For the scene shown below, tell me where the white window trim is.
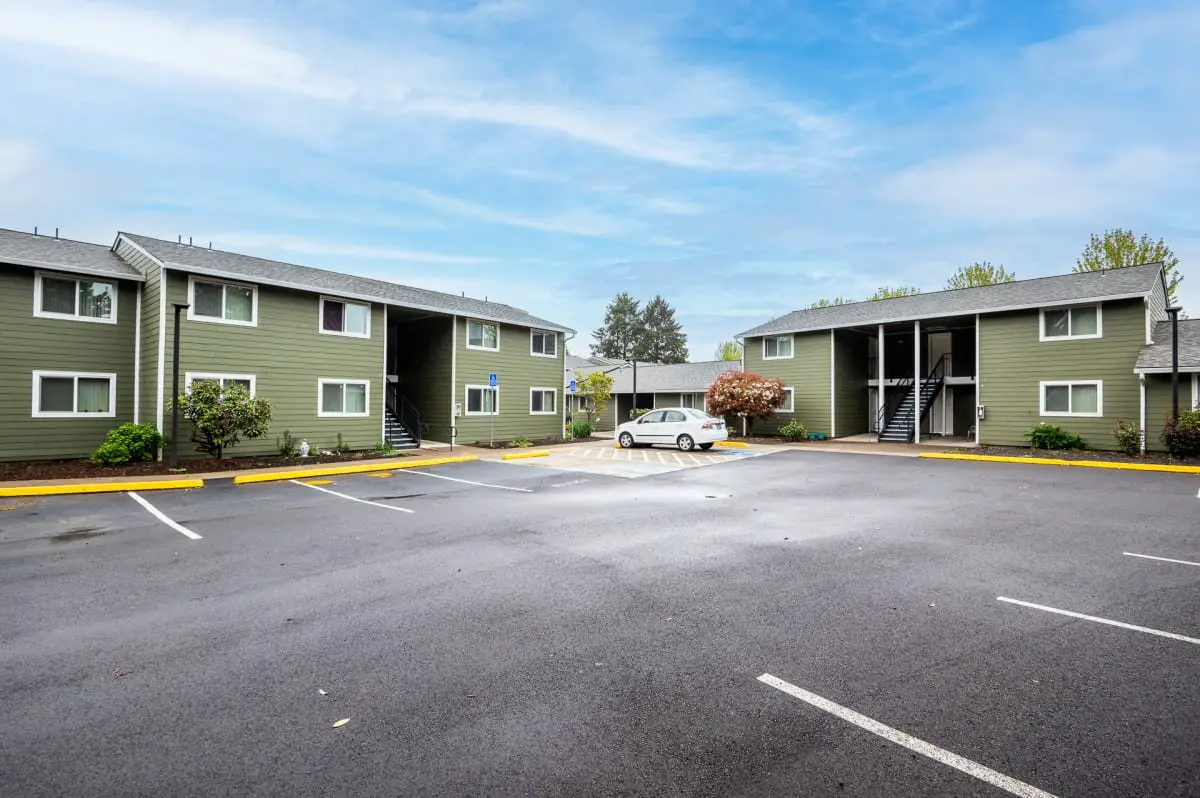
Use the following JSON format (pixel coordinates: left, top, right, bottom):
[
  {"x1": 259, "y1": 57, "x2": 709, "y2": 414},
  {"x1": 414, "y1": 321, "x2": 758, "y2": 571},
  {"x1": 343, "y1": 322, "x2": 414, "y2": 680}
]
[
  {"x1": 187, "y1": 275, "x2": 259, "y2": 327},
  {"x1": 777, "y1": 387, "x2": 795, "y2": 413},
  {"x1": 529, "y1": 329, "x2": 558, "y2": 358},
  {"x1": 32, "y1": 271, "x2": 118, "y2": 325},
  {"x1": 762, "y1": 335, "x2": 794, "y2": 360},
  {"x1": 1039, "y1": 380, "x2": 1103, "y2": 418},
  {"x1": 32, "y1": 370, "x2": 117, "y2": 418},
  {"x1": 1039, "y1": 304, "x2": 1102, "y2": 342},
  {"x1": 465, "y1": 384, "x2": 500, "y2": 416},
  {"x1": 317, "y1": 378, "x2": 371, "y2": 418},
  {"x1": 184, "y1": 372, "x2": 257, "y2": 397},
  {"x1": 529, "y1": 386, "x2": 557, "y2": 415},
  {"x1": 318, "y1": 296, "x2": 371, "y2": 339},
  {"x1": 466, "y1": 319, "x2": 500, "y2": 352},
  {"x1": 1193, "y1": 373, "x2": 1199, "y2": 410}
]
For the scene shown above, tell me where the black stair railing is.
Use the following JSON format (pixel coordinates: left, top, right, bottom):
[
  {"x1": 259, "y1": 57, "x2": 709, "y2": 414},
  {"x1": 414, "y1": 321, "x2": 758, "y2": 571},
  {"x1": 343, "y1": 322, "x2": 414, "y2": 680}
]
[
  {"x1": 876, "y1": 374, "x2": 914, "y2": 438},
  {"x1": 385, "y1": 381, "x2": 422, "y2": 448},
  {"x1": 877, "y1": 354, "x2": 949, "y2": 442}
]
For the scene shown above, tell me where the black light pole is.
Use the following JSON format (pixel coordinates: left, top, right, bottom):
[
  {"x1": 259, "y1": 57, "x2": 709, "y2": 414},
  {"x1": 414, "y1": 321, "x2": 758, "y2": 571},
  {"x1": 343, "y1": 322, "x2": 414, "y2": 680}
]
[
  {"x1": 1167, "y1": 306, "x2": 1181, "y2": 423},
  {"x1": 632, "y1": 359, "x2": 638, "y2": 411},
  {"x1": 169, "y1": 303, "x2": 189, "y2": 468}
]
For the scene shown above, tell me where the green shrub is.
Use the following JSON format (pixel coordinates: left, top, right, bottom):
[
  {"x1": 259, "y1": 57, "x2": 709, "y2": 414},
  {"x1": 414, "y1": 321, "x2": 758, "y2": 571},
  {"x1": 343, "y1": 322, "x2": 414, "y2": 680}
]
[
  {"x1": 91, "y1": 441, "x2": 133, "y2": 465},
  {"x1": 170, "y1": 381, "x2": 271, "y2": 458},
  {"x1": 91, "y1": 423, "x2": 161, "y2": 465},
  {"x1": 278, "y1": 430, "x2": 299, "y2": 457},
  {"x1": 571, "y1": 421, "x2": 593, "y2": 439},
  {"x1": 373, "y1": 440, "x2": 396, "y2": 456},
  {"x1": 508, "y1": 437, "x2": 533, "y2": 448},
  {"x1": 630, "y1": 408, "x2": 652, "y2": 419},
  {"x1": 1028, "y1": 423, "x2": 1087, "y2": 450},
  {"x1": 1112, "y1": 420, "x2": 1142, "y2": 456},
  {"x1": 1162, "y1": 410, "x2": 1200, "y2": 459},
  {"x1": 779, "y1": 419, "x2": 808, "y2": 441},
  {"x1": 335, "y1": 433, "x2": 351, "y2": 455}
]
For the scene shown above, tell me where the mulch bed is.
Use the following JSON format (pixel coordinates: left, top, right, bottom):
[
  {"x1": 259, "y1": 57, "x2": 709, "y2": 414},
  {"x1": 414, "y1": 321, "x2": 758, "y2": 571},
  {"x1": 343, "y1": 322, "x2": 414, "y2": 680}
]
[
  {"x1": 969, "y1": 446, "x2": 1193, "y2": 466},
  {"x1": 0, "y1": 450, "x2": 417, "y2": 482},
  {"x1": 473, "y1": 437, "x2": 596, "y2": 450}
]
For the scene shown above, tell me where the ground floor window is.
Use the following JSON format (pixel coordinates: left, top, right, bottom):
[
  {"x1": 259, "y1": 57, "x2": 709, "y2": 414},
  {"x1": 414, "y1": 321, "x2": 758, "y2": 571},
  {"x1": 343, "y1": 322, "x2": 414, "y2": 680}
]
[
  {"x1": 466, "y1": 385, "x2": 499, "y2": 415},
  {"x1": 530, "y1": 387, "x2": 557, "y2": 414},
  {"x1": 776, "y1": 387, "x2": 795, "y2": 413},
  {"x1": 680, "y1": 392, "x2": 706, "y2": 410},
  {"x1": 319, "y1": 379, "x2": 369, "y2": 417},
  {"x1": 1040, "y1": 380, "x2": 1101, "y2": 417},
  {"x1": 185, "y1": 373, "x2": 256, "y2": 396},
  {"x1": 33, "y1": 371, "x2": 116, "y2": 417}
]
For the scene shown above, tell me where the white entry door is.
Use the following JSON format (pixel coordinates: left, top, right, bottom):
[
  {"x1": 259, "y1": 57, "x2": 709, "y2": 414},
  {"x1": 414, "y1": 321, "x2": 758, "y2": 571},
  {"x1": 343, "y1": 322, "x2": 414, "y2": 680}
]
[{"x1": 927, "y1": 332, "x2": 953, "y2": 435}]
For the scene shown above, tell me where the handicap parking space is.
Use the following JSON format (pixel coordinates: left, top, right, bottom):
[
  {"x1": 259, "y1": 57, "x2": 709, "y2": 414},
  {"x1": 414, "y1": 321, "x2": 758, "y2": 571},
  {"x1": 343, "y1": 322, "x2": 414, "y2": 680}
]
[{"x1": 508, "y1": 440, "x2": 775, "y2": 478}]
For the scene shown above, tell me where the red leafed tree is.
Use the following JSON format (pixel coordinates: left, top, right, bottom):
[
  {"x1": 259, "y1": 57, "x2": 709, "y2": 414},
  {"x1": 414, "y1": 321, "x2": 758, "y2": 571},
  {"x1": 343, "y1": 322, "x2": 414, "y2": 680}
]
[{"x1": 705, "y1": 371, "x2": 787, "y2": 435}]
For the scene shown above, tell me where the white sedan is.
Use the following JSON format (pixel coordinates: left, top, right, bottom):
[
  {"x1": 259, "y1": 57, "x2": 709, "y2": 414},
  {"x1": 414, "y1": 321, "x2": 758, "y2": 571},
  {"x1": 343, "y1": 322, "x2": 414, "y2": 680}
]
[{"x1": 616, "y1": 408, "x2": 728, "y2": 452}]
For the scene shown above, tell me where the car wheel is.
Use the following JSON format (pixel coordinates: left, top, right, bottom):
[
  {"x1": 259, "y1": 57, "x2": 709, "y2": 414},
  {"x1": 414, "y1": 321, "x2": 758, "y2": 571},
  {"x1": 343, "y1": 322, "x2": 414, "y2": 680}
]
[
  {"x1": 618, "y1": 432, "x2": 634, "y2": 448},
  {"x1": 698, "y1": 443, "x2": 714, "y2": 450},
  {"x1": 677, "y1": 434, "x2": 695, "y2": 452}
]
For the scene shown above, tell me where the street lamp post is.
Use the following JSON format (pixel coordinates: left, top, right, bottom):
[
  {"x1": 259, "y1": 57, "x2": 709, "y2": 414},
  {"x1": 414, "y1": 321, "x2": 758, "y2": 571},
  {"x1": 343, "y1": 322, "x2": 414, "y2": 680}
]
[
  {"x1": 1167, "y1": 306, "x2": 1181, "y2": 423},
  {"x1": 169, "y1": 303, "x2": 189, "y2": 468}
]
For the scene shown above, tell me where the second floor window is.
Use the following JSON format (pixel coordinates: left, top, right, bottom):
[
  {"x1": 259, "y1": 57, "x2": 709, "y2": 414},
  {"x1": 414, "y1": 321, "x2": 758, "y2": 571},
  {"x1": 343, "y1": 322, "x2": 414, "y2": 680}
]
[
  {"x1": 191, "y1": 278, "x2": 256, "y2": 325},
  {"x1": 531, "y1": 330, "x2": 557, "y2": 357},
  {"x1": 467, "y1": 320, "x2": 499, "y2": 350},
  {"x1": 763, "y1": 335, "x2": 793, "y2": 359},
  {"x1": 1042, "y1": 305, "x2": 1100, "y2": 340},
  {"x1": 321, "y1": 298, "x2": 370, "y2": 337},
  {"x1": 35, "y1": 273, "x2": 115, "y2": 323}
]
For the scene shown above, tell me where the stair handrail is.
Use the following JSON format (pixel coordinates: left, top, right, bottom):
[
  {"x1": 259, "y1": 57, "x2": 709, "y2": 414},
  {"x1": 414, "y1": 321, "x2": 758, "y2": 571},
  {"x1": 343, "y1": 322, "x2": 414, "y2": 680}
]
[
  {"x1": 876, "y1": 373, "x2": 914, "y2": 436},
  {"x1": 876, "y1": 353, "x2": 950, "y2": 441},
  {"x1": 385, "y1": 381, "x2": 422, "y2": 448},
  {"x1": 914, "y1": 354, "x2": 949, "y2": 430}
]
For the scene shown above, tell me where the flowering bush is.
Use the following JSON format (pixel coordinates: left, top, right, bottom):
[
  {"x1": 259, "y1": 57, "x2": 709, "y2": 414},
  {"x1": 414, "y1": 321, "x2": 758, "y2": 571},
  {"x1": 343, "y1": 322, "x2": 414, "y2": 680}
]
[
  {"x1": 705, "y1": 371, "x2": 787, "y2": 435},
  {"x1": 170, "y1": 380, "x2": 272, "y2": 458}
]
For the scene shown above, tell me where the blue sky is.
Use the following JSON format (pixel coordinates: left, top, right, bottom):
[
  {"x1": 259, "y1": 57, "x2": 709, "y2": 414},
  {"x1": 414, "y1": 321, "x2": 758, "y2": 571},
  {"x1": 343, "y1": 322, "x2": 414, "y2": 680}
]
[{"x1": 0, "y1": 0, "x2": 1196, "y2": 358}]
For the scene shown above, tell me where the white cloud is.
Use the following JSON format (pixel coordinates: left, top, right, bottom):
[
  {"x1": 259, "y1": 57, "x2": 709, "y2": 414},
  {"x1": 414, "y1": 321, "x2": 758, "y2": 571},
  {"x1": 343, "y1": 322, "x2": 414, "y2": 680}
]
[{"x1": 396, "y1": 184, "x2": 638, "y2": 238}]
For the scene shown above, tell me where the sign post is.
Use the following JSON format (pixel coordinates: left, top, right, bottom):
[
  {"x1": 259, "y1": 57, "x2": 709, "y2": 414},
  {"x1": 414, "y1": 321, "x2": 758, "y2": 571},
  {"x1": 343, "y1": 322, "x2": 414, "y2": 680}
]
[
  {"x1": 488, "y1": 372, "x2": 498, "y2": 448},
  {"x1": 567, "y1": 379, "x2": 576, "y2": 438}
]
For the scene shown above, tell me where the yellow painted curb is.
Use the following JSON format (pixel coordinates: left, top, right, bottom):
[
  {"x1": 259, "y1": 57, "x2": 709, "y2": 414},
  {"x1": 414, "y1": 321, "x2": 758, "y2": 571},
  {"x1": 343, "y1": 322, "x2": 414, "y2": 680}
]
[
  {"x1": 501, "y1": 450, "x2": 550, "y2": 461},
  {"x1": 715, "y1": 440, "x2": 748, "y2": 448},
  {"x1": 233, "y1": 455, "x2": 479, "y2": 485},
  {"x1": 919, "y1": 452, "x2": 1200, "y2": 475},
  {"x1": 0, "y1": 479, "x2": 204, "y2": 497}
]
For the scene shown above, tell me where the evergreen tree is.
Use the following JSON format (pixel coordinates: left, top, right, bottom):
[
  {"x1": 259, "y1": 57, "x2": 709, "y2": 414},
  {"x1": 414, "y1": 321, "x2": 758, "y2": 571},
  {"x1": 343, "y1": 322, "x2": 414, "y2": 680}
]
[
  {"x1": 638, "y1": 295, "x2": 688, "y2": 363},
  {"x1": 590, "y1": 293, "x2": 644, "y2": 360}
]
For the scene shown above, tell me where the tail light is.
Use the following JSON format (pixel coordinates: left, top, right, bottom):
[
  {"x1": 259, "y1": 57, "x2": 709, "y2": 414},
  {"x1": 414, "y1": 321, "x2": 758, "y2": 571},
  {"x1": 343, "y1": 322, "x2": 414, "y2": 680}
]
[{"x1": 701, "y1": 422, "x2": 714, "y2": 429}]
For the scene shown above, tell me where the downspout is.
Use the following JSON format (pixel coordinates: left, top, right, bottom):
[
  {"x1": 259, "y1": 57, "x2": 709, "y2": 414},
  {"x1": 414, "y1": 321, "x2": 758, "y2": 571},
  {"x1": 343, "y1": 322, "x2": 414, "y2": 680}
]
[
  {"x1": 1139, "y1": 373, "x2": 1147, "y2": 454},
  {"x1": 380, "y1": 305, "x2": 387, "y2": 447},
  {"x1": 156, "y1": 267, "x2": 168, "y2": 458},
  {"x1": 562, "y1": 330, "x2": 574, "y2": 438},
  {"x1": 450, "y1": 315, "x2": 458, "y2": 448},
  {"x1": 975, "y1": 314, "x2": 981, "y2": 445},
  {"x1": 133, "y1": 282, "x2": 142, "y2": 424},
  {"x1": 829, "y1": 329, "x2": 836, "y2": 438}
]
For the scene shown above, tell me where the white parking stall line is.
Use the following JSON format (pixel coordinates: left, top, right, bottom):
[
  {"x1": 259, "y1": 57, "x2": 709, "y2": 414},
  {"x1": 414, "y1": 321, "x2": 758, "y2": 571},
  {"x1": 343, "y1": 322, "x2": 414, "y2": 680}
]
[
  {"x1": 1123, "y1": 552, "x2": 1200, "y2": 568},
  {"x1": 657, "y1": 452, "x2": 668, "y2": 464},
  {"x1": 687, "y1": 454, "x2": 703, "y2": 466},
  {"x1": 997, "y1": 597, "x2": 1200, "y2": 645},
  {"x1": 672, "y1": 453, "x2": 685, "y2": 465},
  {"x1": 396, "y1": 469, "x2": 533, "y2": 493},
  {"x1": 128, "y1": 492, "x2": 202, "y2": 540},
  {"x1": 291, "y1": 480, "x2": 415, "y2": 511},
  {"x1": 758, "y1": 674, "x2": 1058, "y2": 798}
]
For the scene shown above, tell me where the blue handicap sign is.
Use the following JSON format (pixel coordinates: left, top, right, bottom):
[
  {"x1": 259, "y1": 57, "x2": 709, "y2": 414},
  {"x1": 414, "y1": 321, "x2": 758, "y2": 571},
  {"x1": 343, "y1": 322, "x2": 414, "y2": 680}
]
[
  {"x1": 568, "y1": 380, "x2": 576, "y2": 393},
  {"x1": 488, "y1": 373, "x2": 497, "y2": 388}
]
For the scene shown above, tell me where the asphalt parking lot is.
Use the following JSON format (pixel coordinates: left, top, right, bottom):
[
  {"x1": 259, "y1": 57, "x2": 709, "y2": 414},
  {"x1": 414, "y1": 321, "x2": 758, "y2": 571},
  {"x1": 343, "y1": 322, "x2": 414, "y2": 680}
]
[{"x1": 1, "y1": 451, "x2": 1198, "y2": 797}]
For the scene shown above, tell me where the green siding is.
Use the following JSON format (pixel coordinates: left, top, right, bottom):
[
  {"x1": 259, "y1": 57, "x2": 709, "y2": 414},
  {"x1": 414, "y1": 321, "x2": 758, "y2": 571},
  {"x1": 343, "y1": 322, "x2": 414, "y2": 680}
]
[
  {"x1": 743, "y1": 331, "x2": 832, "y2": 435},
  {"x1": 978, "y1": 299, "x2": 1144, "y2": 450},
  {"x1": 393, "y1": 316, "x2": 453, "y2": 442},
  {"x1": 0, "y1": 265, "x2": 138, "y2": 461},
  {"x1": 833, "y1": 330, "x2": 869, "y2": 437},
  {"x1": 163, "y1": 272, "x2": 385, "y2": 457},
  {"x1": 454, "y1": 318, "x2": 565, "y2": 444},
  {"x1": 1144, "y1": 373, "x2": 1199, "y2": 451}
]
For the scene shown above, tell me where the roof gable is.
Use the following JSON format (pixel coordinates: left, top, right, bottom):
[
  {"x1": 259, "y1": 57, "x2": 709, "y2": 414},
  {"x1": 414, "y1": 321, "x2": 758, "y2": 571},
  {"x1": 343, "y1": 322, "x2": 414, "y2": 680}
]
[
  {"x1": 739, "y1": 263, "x2": 1164, "y2": 338},
  {"x1": 1136, "y1": 320, "x2": 1200, "y2": 372},
  {"x1": 119, "y1": 233, "x2": 574, "y2": 334}
]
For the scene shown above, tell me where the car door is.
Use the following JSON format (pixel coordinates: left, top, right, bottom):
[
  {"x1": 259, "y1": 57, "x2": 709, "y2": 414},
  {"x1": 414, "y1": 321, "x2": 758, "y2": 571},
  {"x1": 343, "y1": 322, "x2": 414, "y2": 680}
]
[
  {"x1": 662, "y1": 410, "x2": 688, "y2": 444},
  {"x1": 635, "y1": 410, "x2": 666, "y2": 444}
]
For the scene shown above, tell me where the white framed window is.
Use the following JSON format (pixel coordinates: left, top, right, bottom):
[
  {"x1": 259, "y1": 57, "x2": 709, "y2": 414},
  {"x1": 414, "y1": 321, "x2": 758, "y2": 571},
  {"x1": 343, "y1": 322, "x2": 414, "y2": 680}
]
[
  {"x1": 776, "y1": 387, "x2": 795, "y2": 413},
  {"x1": 1040, "y1": 380, "x2": 1102, "y2": 417},
  {"x1": 318, "y1": 379, "x2": 370, "y2": 417},
  {"x1": 319, "y1": 296, "x2": 370, "y2": 338},
  {"x1": 188, "y1": 276, "x2": 258, "y2": 326},
  {"x1": 33, "y1": 272, "x2": 117, "y2": 324},
  {"x1": 680, "y1": 392, "x2": 706, "y2": 410},
  {"x1": 465, "y1": 384, "x2": 499, "y2": 415},
  {"x1": 530, "y1": 387, "x2": 557, "y2": 414},
  {"x1": 763, "y1": 335, "x2": 794, "y2": 360},
  {"x1": 1040, "y1": 305, "x2": 1101, "y2": 341},
  {"x1": 530, "y1": 330, "x2": 557, "y2": 357},
  {"x1": 32, "y1": 371, "x2": 116, "y2": 418},
  {"x1": 467, "y1": 320, "x2": 499, "y2": 351},
  {"x1": 185, "y1": 373, "x2": 256, "y2": 396}
]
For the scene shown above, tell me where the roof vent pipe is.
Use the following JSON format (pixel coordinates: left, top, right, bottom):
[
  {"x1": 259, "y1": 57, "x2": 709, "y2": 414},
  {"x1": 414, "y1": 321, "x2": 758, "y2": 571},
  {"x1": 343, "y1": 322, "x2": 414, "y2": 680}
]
[
  {"x1": 33, "y1": 226, "x2": 38, "y2": 236},
  {"x1": 55, "y1": 228, "x2": 59, "y2": 238},
  {"x1": 189, "y1": 236, "x2": 193, "y2": 246},
  {"x1": 178, "y1": 235, "x2": 182, "y2": 244}
]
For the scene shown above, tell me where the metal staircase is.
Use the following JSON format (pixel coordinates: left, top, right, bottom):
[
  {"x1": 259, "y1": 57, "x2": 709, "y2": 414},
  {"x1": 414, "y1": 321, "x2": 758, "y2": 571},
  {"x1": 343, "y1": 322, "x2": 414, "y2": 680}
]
[
  {"x1": 877, "y1": 355, "x2": 948, "y2": 443},
  {"x1": 384, "y1": 383, "x2": 422, "y2": 450}
]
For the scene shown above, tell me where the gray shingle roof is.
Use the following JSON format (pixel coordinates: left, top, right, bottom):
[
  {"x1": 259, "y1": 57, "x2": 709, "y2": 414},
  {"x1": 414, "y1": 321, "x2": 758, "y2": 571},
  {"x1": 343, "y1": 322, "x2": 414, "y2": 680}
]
[
  {"x1": 570, "y1": 360, "x2": 739, "y2": 393},
  {"x1": 121, "y1": 233, "x2": 574, "y2": 333},
  {"x1": 0, "y1": 228, "x2": 142, "y2": 280},
  {"x1": 738, "y1": 263, "x2": 1166, "y2": 338},
  {"x1": 1136, "y1": 320, "x2": 1200, "y2": 372}
]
